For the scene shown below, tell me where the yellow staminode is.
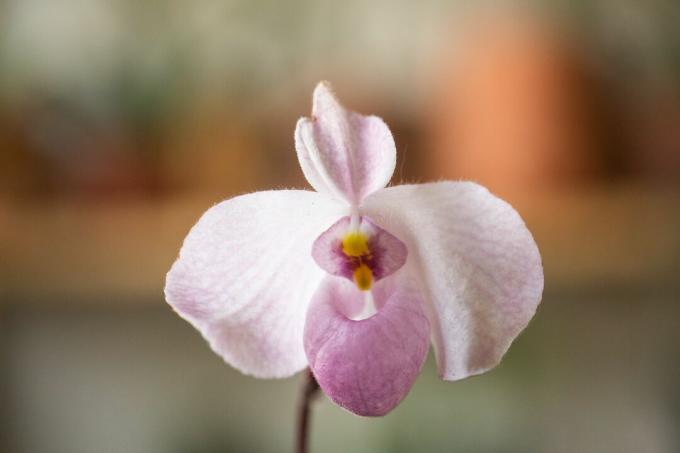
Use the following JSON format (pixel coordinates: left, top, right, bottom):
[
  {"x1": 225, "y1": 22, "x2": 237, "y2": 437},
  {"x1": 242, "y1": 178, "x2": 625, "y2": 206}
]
[
  {"x1": 353, "y1": 263, "x2": 373, "y2": 291},
  {"x1": 342, "y1": 232, "x2": 370, "y2": 257}
]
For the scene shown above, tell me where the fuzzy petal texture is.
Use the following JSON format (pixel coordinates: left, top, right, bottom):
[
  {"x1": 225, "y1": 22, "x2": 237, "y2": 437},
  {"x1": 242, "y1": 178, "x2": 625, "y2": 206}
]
[
  {"x1": 304, "y1": 276, "x2": 430, "y2": 416},
  {"x1": 165, "y1": 190, "x2": 346, "y2": 378},
  {"x1": 311, "y1": 215, "x2": 407, "y2": 282},
  {"x1": 363, "y1": 182, "x2": 543, "y2": 381},
  {"x1": 295, "y1": 82, "x2": 396, "y2": 206}
]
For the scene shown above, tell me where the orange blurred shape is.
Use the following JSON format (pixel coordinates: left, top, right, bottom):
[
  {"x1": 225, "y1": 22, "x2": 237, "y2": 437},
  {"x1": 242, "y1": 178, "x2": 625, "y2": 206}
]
[
  {"x1": 164, "y1": 103, "x2": 263, "y2": 197},
  {"x1": 428, "y1": 12, "x2": 611, "y2": 199}
]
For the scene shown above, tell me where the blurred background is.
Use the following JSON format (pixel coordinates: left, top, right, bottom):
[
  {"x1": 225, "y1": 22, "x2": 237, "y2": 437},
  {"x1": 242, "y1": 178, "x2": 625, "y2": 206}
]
[{"x1": 1, "y1": 0, "x2": 679, "y2": 452}]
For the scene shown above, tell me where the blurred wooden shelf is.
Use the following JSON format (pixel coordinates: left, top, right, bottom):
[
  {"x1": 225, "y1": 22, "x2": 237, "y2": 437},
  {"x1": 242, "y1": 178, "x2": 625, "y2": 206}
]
[{"x1": 1, "y1": 185, "x2": 678, "y2": 307}]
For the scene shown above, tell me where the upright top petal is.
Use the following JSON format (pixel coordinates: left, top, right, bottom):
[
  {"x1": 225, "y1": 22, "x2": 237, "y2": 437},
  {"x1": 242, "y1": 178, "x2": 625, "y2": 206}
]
[{"x1": 295, "y1": 82, "x2": 397, "y2": 206}]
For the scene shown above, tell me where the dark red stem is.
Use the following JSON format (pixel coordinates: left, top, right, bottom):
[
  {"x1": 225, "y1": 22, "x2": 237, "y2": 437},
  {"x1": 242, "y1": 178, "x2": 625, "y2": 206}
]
[{"x1": 296, "y1": 369, "x2": 320, "y2": 453}]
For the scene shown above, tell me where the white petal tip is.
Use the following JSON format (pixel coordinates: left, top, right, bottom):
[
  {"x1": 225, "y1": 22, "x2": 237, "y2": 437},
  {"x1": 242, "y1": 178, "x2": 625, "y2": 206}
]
[{"x1": 312, "y1": 81, "x2": 342, "y2": 115}]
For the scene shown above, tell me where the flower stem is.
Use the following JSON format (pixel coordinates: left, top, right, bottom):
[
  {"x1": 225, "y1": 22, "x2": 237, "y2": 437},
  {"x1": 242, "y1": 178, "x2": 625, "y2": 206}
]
[{"x1": 296, "y1": 369, "x2": 320, "y2": 453}]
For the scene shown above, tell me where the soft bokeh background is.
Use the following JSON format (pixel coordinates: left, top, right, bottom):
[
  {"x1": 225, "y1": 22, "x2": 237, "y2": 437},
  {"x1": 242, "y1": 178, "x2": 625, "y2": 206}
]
[{"x1": 1, "y1": 1, "x2": 679, "y2": 452}]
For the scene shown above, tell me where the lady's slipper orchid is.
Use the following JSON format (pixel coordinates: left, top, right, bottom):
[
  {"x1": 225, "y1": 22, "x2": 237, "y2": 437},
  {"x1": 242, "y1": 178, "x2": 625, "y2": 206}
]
[{"x1": 165, "y1": 82, "x2": 543, "y2": 417}]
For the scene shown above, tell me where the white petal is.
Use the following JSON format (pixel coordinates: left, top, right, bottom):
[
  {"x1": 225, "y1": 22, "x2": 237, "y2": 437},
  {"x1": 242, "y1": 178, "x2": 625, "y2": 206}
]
[
  {"x1": 363, "y1": 182, "x2": 543, "y2": 380},
  {"x1": 165, "y1": 190, "x2": 346, "y2": 378},
  {"x1": 295, "y1": 82, "x2": 396, "y2": 205}
]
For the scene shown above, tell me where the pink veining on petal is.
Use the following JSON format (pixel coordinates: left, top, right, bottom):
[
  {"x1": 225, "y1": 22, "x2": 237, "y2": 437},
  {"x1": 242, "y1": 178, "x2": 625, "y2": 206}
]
[
  {"x1": 304, "y1": 277, "x2": 430, "y2": 416},
  {"x1": 164, "y1": 190, "x2": 345, "y2": 379},
  {"x1": 311, "y1": 215, "x2": 407, "y2": 283},
  {"x1": 363, "y1": 181, "x2": 543, "y2": 381},
  {"x1": 294, "y1": 82, "x2": 396, "y2": 205}
]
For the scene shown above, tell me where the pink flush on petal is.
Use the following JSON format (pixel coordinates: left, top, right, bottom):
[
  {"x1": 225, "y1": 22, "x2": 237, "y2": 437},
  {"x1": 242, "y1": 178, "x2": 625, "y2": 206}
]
[
  {"x1": 311, "y1": 215, "x2": 407, "y2": 292},
  {"x1": 304, "y1": 277, "x2": 430, "y2": 416},
  {"x1": 295, "y1": 82, "x2": 397, "y2": 206}
]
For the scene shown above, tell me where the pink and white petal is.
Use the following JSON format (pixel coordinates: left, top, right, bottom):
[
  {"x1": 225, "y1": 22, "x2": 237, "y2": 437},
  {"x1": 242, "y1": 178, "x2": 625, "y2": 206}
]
[
  {"x1": 295, "y1": 82, "x2": 396, "y2": 206},
  {"x1": 363, "y1": 182, "x2": 543, "y2": 381},
  {"x1": 304, "y1": 276, "x2": 430, "y2": 416},
  {"x1": 165, "y1": 190, "x2": 346, "y2": 378}
]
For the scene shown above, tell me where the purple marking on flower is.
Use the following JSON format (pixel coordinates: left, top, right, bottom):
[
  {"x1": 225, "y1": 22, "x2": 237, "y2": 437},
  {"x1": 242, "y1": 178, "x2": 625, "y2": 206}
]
[
  {"x1": 304, "y1": 277, "x2": 429, "y2": 416},
  {"x1": 164, "y1": 81, "x2": 544, "y2": 416},
  {"x1": 311, "y1": 215, "x2": 407, "y2": 286}
]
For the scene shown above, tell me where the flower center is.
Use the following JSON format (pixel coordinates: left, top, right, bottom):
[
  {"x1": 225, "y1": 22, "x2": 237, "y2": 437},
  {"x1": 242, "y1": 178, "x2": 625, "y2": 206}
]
[
  {"x1": 352, "y1": 263, "x2": 373, "y2": 291},
  {"x1": 341, "y1": 231, "x2": 374, "y2": 290},
  {"x1": 312, "y1": 215, "x2": 408, "y2": 293},
  {"x1": 341, "y1": 232, "x2": 370, "y2": 257}
]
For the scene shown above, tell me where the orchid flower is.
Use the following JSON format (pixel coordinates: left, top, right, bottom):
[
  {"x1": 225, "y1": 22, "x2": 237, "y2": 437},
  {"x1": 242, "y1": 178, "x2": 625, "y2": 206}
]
[{"x1": 165, "y1": 82, "x2": 543, "y2": 417}]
